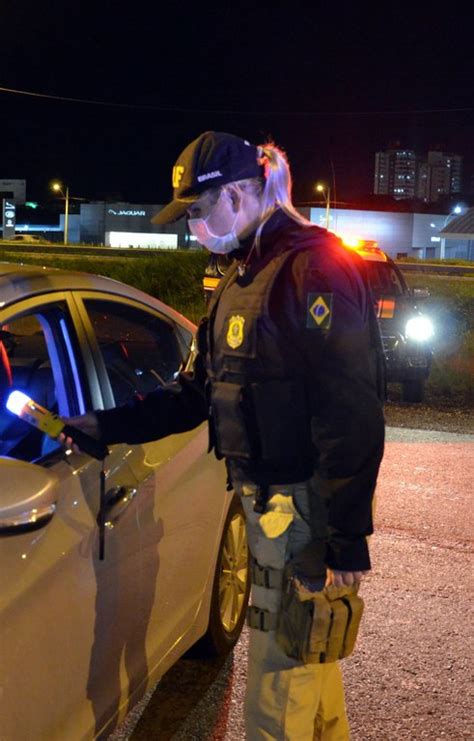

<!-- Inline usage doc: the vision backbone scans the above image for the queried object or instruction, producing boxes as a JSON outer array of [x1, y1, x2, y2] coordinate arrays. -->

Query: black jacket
[[96, 210, 385, 571]]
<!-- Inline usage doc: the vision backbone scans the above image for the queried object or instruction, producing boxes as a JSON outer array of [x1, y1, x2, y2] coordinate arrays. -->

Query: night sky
[[1, 3, 473, 207]]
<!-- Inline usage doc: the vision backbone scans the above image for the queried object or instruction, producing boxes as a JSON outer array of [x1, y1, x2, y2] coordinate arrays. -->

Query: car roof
[[0, 262, 195, 331], [353, 247, 389, 262], [339, 237, 390, 263]]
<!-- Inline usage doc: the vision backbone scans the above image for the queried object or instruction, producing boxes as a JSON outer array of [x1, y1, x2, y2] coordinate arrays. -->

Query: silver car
[[0, 262, 250, 740]]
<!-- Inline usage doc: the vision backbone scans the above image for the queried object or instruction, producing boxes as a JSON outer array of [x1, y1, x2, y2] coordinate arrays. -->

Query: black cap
[[152, 131, 264, 224]]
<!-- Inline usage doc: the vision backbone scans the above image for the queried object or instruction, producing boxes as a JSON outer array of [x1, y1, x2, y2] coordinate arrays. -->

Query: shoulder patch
[[306, 293, 333, 329]]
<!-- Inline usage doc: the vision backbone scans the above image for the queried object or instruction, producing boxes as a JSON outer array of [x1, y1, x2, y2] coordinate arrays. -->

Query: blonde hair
[[202, 140, 312, 254], [257, 142, 312, 227], [231, 142, 312, 253]]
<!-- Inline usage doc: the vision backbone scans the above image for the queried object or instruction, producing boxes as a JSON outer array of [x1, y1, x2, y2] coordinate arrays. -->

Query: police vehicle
[[203, 239, 434, 403]]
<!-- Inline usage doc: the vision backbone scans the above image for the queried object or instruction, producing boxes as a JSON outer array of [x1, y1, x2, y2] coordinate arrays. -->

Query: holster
[[275, 576, 364, 664]]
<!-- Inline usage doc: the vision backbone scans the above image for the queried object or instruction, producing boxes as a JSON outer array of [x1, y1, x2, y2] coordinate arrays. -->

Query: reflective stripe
[[376, 296, 396, 318], [203, 276, 221, 291], [250, 559, 284, 589], [247, 605, 279, 632]]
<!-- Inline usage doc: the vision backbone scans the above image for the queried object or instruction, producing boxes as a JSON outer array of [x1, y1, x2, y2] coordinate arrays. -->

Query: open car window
[[0, 305, 83, 462], [83, 299, 185, 407]]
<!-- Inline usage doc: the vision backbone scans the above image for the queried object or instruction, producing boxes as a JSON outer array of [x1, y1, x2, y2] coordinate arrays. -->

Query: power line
[[0, 85, 473, 117]]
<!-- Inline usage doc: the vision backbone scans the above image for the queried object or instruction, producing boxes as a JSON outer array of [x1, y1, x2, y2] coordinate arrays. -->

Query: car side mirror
[[412, 288, 430, 300], [0, 457, 59, 533]]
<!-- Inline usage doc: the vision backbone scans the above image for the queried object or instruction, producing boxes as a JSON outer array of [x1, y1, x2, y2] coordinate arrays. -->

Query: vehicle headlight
[[405, 316, 434, 342]]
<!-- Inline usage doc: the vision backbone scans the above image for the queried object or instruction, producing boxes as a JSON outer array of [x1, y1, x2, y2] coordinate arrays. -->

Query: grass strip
[[2, 249, 472, 404]]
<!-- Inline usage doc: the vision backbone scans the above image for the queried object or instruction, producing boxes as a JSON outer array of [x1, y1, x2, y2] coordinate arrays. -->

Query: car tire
[[402, 378, 425, 403], [190, 494, 250, 658]]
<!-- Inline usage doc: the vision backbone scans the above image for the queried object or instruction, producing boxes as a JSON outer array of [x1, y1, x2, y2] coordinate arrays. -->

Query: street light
[[443, 204, 463, 227], [440, 203, 465, 259], [316, 182, 331, 229], [51, 182, 69, 245]]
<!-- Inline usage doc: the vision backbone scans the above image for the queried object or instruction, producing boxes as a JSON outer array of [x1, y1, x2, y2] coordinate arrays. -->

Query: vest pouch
[[323, 597, 349, 662], [324, 585, 365, 660], [340, 590, 364, 658], [210, 381, 256, 460], [249, 379, 312, 464]]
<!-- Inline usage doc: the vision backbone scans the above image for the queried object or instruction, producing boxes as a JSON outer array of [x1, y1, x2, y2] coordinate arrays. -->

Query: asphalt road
[[111, 426, 474, 740]]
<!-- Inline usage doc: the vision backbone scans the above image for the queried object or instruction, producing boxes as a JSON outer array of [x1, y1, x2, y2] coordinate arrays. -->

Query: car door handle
[[98, 486, 137, 526]]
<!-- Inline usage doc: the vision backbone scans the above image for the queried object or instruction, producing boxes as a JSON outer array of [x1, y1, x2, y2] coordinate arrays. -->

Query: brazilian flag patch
[[306, 293, 333, 329]]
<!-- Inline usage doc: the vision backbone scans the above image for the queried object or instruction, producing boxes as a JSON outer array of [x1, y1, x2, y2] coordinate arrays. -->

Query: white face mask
[[188, 211, 240, 254]]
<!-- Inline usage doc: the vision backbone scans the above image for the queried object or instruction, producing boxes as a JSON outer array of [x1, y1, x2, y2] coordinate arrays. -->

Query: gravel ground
[[111, 402, 473, 740], [384, 399, 474, 436], [343, 533, 473, 740], [344, 431, 474, 740]]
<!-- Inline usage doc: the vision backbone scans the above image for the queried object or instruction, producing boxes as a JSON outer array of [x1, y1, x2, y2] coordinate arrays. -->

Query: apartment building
[[374, 148, 463, 203], [374, 149, 418, 199], [417, 151, 463, 203]]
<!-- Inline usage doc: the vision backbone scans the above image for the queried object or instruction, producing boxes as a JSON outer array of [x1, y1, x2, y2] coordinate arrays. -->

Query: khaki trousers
[[233, 478, 350, 741]]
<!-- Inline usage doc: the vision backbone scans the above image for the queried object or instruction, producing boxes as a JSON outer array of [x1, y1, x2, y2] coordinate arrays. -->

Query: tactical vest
[[201, 247, 315, 474]]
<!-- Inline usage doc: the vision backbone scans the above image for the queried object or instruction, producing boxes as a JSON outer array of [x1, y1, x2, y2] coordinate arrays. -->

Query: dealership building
[[71, 201, 471, 260], [78, 202, 189, 249], [9, 199, 473, 261]]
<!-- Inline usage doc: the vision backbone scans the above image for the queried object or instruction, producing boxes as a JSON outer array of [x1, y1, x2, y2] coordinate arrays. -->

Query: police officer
[[65, 131, 385, 739]]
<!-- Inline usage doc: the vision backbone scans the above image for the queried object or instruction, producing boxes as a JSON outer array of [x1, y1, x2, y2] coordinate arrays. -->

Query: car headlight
[[405, 316, 434, 342]]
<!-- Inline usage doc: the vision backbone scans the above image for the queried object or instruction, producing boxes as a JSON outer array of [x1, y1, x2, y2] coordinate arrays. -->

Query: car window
[[83, 300, 184, 406], [366, 262, 405, 296], [0, 311, 66, 461]]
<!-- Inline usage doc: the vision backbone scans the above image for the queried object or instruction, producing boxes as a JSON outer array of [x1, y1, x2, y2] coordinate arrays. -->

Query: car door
[[0, 295, 152, 740], [74, 294, 229, 679]]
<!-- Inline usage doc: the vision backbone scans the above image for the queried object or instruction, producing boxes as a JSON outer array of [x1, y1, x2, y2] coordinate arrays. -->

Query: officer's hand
[[325, 568, 368, 588], [59, 413, 100, 454]]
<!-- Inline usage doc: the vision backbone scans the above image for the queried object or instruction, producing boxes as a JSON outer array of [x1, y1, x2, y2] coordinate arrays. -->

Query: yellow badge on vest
[[227, 315, 245, 349], [307, 293, 333, 330]]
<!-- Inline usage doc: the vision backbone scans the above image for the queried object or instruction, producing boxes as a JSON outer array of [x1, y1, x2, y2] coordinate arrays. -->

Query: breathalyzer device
[[6, 390, 109, 461]]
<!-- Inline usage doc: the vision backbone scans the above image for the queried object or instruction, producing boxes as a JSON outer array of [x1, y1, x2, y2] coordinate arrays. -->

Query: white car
[[0, 262, 250, 740]]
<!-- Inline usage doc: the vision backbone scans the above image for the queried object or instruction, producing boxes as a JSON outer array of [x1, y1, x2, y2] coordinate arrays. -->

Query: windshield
[[366, 262, 406, 297]]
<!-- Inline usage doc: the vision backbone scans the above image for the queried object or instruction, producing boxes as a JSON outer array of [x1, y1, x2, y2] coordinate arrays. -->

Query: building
[[309, 206, 471, 260], [0, 179, 26, 205], [374, 149, 418, 199], [417, 151, 463, 203], [439, 207, 474, 260], [79, 202, 189, 248], [19, 199, 470, 261], [374, 148, 463, 204]]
